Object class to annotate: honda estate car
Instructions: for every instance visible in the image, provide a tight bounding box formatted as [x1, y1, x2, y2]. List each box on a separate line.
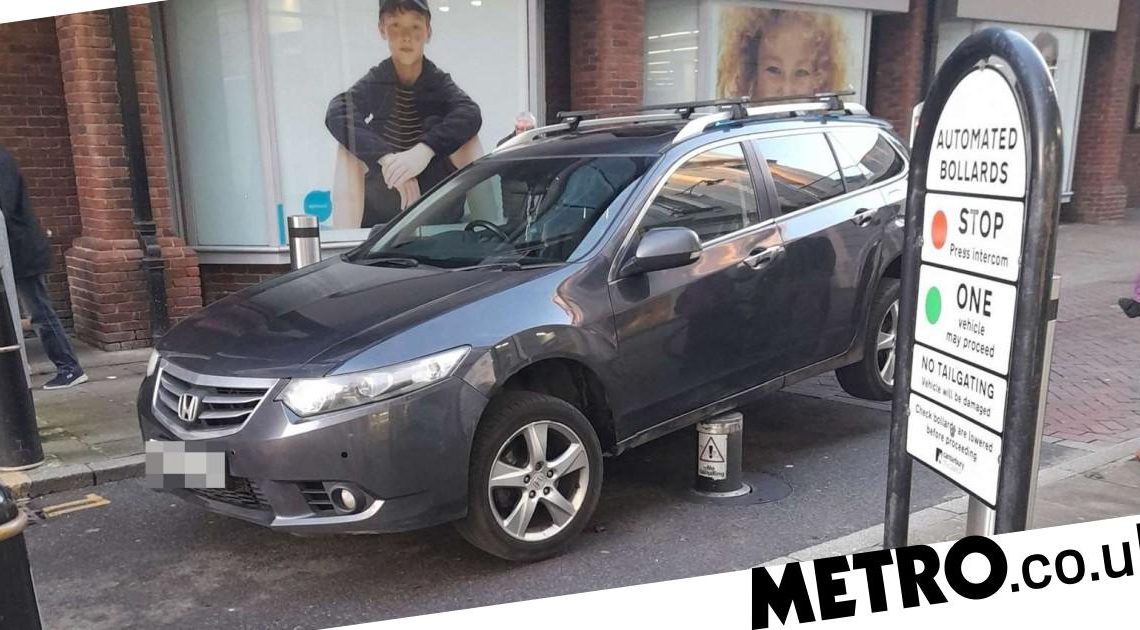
[138, 95, 908, 561]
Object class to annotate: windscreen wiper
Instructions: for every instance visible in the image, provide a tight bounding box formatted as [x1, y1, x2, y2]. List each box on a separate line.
[351, 254, 421, 268]
[452, 261, 563, 272]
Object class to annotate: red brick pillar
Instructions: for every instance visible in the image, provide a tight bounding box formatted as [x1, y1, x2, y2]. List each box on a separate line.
[1069, 0, 1140, 224]
[867, 0, 931, 139]
[569, 0, 645, 112]
[56, 8, 201, 350]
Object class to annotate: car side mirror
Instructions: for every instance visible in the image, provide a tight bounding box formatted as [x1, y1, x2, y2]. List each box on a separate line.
[619, 227, 702, 278]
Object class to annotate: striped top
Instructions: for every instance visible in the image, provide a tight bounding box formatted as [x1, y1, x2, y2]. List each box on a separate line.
[383, 86, 425, 152]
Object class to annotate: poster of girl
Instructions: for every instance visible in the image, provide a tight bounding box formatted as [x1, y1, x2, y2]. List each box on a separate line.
[713, 3, 858, 101]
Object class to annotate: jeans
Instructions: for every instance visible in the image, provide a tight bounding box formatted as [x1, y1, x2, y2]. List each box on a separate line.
[15, 275, 80, 375]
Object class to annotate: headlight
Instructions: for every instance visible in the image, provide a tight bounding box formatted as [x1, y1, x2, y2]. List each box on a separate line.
[146, 350, 160, 377]
[279, 346, 470, 419]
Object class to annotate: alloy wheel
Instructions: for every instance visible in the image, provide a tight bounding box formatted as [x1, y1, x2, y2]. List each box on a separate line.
[877, 300, 899, 388]
[487, 420, 591, 542]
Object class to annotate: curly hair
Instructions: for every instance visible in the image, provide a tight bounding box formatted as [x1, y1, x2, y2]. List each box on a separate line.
[715, 7, 848, 100]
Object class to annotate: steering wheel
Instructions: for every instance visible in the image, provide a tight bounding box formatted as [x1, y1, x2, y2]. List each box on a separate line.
[465, 219, 511, 243]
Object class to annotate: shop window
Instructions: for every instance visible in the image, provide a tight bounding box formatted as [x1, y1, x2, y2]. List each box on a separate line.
[827, 127, 905, 192]
[162, 0, 535, 250]
[644, 0, 871, 106]
[641, 143, 759, 242]
[752, 133, 846, 215]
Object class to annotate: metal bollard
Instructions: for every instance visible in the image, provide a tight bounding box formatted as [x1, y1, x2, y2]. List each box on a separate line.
[694, 412, 746, 497]
[0, 485, 42, 629]
[287, 215, 321, 270]
[0, 278, 42, 471]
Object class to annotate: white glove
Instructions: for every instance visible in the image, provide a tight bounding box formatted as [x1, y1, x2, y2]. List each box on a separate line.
[383, 143, 435, 189]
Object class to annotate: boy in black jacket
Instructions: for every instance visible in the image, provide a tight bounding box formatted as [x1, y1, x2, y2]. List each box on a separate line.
[326, 0, 482, 228]
[0, 146, 86, 390]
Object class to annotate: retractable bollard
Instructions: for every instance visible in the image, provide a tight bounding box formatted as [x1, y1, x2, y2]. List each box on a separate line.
[288, 215, 321, 270]
[0, 277, 42, 471]
[694, 412, 747, 497]
[0, 485, 42, 630]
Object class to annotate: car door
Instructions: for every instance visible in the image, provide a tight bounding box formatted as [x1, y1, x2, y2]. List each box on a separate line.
[608, 142, 786, 440]
[750, 128, 896, 370]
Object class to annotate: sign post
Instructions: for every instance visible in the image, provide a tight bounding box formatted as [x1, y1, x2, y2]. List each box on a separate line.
[885, 27, 1063, 547]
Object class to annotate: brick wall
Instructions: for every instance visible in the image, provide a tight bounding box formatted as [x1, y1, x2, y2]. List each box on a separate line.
[867, 0, 930, 140]
[201, 263, 291, 305]
[0, 18, 80, 325]
[57, 8, 202, 350]
[1069, 0, 1139, 223]
[1123, 33, 1140, 209]
[569, 0, 645, 111]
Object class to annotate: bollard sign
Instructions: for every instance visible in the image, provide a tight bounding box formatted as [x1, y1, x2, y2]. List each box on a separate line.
[904, 61, 1030, 507]
[885, 27, 1064, 544]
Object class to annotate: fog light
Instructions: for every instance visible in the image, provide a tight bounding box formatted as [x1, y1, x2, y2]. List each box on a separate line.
[330, 485, 361, 514]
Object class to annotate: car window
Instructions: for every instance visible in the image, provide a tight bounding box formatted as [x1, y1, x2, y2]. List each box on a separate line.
[752, 134, 846, 215]
[358, 155, 654, 268]
[828, 127, 906, 191]
[639, 143, 759, 243]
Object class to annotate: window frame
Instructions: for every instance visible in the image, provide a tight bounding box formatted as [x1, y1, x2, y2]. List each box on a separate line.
[749, 129, 850, 218]
[609, 124, 909, 284]
[824, 126, 908, 195]
[634, 141, 765, 246]
[750, 126, 910, 224]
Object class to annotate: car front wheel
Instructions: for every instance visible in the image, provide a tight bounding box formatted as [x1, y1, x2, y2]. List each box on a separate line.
[836, 278, 900, 401]
[455, 391, 603, 562]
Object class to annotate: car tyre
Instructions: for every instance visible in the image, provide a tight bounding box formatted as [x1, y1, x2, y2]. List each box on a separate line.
[836, 278, 901, 401]
[455, 391, 603, 562]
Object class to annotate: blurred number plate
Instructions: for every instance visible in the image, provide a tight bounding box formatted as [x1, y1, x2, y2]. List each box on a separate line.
[144, 440, 226, 489]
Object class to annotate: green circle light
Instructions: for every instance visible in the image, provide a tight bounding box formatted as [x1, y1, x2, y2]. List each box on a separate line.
[925, 287, 942, 325]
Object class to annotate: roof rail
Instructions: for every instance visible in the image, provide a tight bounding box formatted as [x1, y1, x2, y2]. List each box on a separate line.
[495, 111, 691, 153]
[494, 91, 867, 153]
[672, 91, 867, 144]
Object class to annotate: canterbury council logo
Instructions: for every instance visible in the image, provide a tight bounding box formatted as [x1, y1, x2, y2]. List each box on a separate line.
[177, 393, 202, 424]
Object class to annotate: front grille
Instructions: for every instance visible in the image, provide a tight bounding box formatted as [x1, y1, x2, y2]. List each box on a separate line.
[189, 477, 269, 511]
[155, 368, 270, 431]
[299, 482, 336, 515]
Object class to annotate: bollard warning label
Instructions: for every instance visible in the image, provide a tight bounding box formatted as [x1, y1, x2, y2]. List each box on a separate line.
[911, 344, 1008, 433]
[914, 265, 1017, 375]
[922, 193, 1025, 282]
[698, 434, 727, 481]
[906, 393, 1002, 506]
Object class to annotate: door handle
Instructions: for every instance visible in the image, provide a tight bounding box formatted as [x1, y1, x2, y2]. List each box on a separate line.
[851, 208, 878, 227]
[744, 245, 784, 270]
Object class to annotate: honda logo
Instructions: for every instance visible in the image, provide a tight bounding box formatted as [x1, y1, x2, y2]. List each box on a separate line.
[177, 393, 202, 424]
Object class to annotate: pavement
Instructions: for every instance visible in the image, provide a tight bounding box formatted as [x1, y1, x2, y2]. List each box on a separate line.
[0, 343, 148, 499]
[766, 438, 1140, 566]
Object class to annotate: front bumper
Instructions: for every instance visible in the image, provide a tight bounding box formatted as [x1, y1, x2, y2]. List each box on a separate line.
[137, 364, 489, 534]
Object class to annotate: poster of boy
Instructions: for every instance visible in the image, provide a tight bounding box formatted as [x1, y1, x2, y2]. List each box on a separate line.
[325, 0, 482, 228]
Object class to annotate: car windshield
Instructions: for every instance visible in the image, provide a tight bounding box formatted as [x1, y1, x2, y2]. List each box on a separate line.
[350, 155, 656, 269]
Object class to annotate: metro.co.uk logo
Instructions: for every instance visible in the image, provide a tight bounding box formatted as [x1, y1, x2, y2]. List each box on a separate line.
[751, 521, 1139, 628]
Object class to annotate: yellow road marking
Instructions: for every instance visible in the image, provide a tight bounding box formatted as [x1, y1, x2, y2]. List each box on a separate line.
[41, 494, 110, 518]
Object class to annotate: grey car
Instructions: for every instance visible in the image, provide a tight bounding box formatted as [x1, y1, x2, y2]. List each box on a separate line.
[137, 96, 909, 561]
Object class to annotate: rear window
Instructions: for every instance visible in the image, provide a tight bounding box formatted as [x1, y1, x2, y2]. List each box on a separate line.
[828, 127, 906, 192]
[752, 133, 846, 215]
